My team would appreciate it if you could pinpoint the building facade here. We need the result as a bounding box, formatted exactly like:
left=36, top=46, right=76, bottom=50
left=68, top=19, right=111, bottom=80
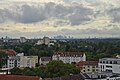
left=76, top=61, right=98, bottom=73
left=20, top=37, right=27, bottom=43
left=20, top=56, right=38, bottom=68
left=7, top=56, right=20, bottom=69
left=83, top=72, right=120, bottom=80
left=39, top=57, right=51, bottom=65
left=0, top=49, right=17, bottom=69
left=52, top=52, right=86, bottom=64
left=98, top=58, right=120, bottom=73
left=36, top=37, right=50, bottom=45
left=1, top=52, right=38, bottom=70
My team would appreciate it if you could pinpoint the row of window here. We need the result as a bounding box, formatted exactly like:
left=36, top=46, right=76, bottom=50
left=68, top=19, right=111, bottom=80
left=100, top=65, right=113, bottom=69
left=100, top=60, right=118, bottom=64
left=83, top=66, right=96, bottom=68
left=83, top=69, right=97, bottom=72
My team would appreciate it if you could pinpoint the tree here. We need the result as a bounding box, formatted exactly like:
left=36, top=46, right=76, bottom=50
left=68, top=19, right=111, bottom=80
left=10, top=67, right=22, bottom=75
left=0, top=52, right=8, bottom=68
left=22, top=70, right=36, bottom=76
left=45, top=60, right=80, bottom=78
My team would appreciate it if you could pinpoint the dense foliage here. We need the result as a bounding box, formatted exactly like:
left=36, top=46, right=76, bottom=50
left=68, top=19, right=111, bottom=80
left=0, top=52, right=8, bottom=68
left=0, top=39, right=120, bottom=60
left=10, top=60, right=80, bottom=78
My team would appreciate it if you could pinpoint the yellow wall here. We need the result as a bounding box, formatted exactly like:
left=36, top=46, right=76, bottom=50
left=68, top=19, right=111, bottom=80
left=81, top=65, right=98, bottom=73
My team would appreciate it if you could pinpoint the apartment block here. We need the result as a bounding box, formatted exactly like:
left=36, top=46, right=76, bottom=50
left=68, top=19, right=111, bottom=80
left=52, top=52, right=86, bottom=64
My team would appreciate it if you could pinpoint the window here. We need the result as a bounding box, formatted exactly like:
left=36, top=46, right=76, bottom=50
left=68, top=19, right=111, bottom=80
left=110, top=61, right=112, bottom=64
left=92, top=66, right=95, bottom=68
left=88, top=69, right=90, bottom=71
left=92, top=69, right=95, bottom=72
left=106, top=65, right=112, bottom=68
left=103, top=65, right=104, bottom=69
left=83, top=70, right=85, bottom=72
left=83, top=67, right=85, bottom=69
left=113, top=61, right=117, bottom=64
left=106, top=69, right=112, bottom=72
left=106, top=61, right=108, bottom=64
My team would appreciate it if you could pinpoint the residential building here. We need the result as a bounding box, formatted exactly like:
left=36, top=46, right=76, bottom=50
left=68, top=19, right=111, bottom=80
left=98, top=58, right=120, bottom=73
left=45, top=74, right=84, bottom=80
left=36, top=37, right=50, bottom=45
left=39, top=57, right=51, bottom=65
left=52, top=52, right=86, bottom=64
left=43, top=37, right=50, bottom=45
left=76, top=61, right=98, bottom=73
left=7, top=56, right=20, bottom=69
left=20, top=55, right=38, bottom=68
left=45, top=72, right=120, bottom=80
left=0, top=49, right=17, bottom=69
left=0, top=74, right=42, bottom=80
left=81, top=72, right=120, bottom=80
left=0, top=51, right=38, bottom=70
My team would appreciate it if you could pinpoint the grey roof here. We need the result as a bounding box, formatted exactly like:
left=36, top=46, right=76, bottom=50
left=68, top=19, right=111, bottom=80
left=40, top=57, right=51, bottom=61
left=100, top=58, right=120, bottom=61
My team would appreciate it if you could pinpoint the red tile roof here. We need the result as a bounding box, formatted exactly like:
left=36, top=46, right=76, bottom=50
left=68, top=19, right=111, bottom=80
left=53, top=52, right=85, bottom=57
left=0, top=49, right=16, bottom=55
left=0, top=75, right=41, bottom=80
left=76, top=61, right=98, bottom=66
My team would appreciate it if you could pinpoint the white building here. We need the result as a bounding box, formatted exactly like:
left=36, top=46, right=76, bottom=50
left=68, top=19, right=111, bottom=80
left=20, top=37, right=27, bottom=43
left=82, top=72, right=120, bottom=80
left=36, top=37, right=50, bottom=45
left=52, top=52, right=86, bottom=64
left=98, top=58, right=120, bottom=73
left=20, top=56, right=38, bottom=68
left=39, top=57, right=51, bottom=65
left=7, top=56, right=20, bottom=69
left=3, top=53, right=38, bottom=70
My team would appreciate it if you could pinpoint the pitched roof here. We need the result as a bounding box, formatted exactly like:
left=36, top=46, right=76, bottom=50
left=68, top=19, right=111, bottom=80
left=53, top=52, right=85, bottom=57
left=45, top=74, right=85, bottom=80
left=0, top=49, right=16, bottom=55
left=0, top=75, right=41, bottom=80
left=76, top=61, right=98, bottom=66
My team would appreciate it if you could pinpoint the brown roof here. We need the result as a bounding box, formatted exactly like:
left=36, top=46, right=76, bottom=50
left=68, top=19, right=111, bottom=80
left=53, top=52, right=85, bottom=57
left=0, top=49, right=16, bottom=55
left=76, top=61, right=98, bottom=66
left=0, top=75, right=41, bottom=80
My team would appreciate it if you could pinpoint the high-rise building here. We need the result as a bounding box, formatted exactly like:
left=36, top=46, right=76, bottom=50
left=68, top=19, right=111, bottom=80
left=20, top=37, right=27, bottom=43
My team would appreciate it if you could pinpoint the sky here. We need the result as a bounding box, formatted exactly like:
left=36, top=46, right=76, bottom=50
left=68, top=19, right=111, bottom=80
left=0, top=0, right=120, bottom=38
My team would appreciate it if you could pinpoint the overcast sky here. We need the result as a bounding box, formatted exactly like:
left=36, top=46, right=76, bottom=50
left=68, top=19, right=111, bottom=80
left=0, top=0, right=120, bottom=38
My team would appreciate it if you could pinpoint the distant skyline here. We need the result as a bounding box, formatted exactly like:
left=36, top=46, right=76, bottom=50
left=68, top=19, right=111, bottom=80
left=0, top=0, right=120, bottom=38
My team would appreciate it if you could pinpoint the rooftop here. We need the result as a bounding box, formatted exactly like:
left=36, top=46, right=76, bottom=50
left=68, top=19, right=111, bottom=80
left=40, top=57, right=51, bottom=61
left=76, top=61, right=98, bottom=66
left=100, top=58, right=120, bottom=61
left=0, top=49, right=17, bottom=55
left=0, top=75, right=41, bottom=80
left=53, top=52, right=85, bottom=57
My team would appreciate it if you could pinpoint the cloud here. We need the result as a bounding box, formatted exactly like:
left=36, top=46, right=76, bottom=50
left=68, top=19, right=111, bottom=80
left=20, top=4, right=46, bottom=23
left=0, top=0, right=120, bottom=38
left=0, top=28, right=9, bottom=31
left=0, top=2, right=93, bottom=25
left=108, top=8, right=120, bottom=23
left=0, top=26, right=120, bottom=38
